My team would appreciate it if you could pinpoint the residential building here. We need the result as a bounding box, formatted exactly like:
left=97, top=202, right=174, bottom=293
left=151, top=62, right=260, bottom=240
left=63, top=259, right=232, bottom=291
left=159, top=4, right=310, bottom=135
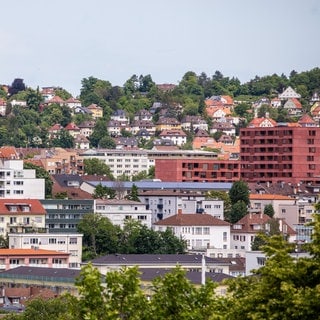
left=111, top=109, right=129, bottom=123
left=86, top=253, right=232, bottom=275
left=107, top=120, right=130, bottom=137
left=230, top=213, right=296, bottom=253
left=95, top=199, right=152, bottom=228
left=283, top=98, right=302, bottom=116
left=150, top=150, right=240, bottom=182
left=79, top=149, right=154, bottom=179
left=65, top=97, right=82, bottom=109
left=0, top=266, right=80, bottom=296
left=240, top=122, right=320, bottom=184
left=278, top=86, right=301, bottom=100
left=80, top=180, right=232, bottom=200
left=154, top=212, right=230, bottom=251
left=134, top=109, right=153, bottom=121
left=159, top=129, right=187, bottom=146
left=0, top=248, right=70, bottom=270
left=181, top=115, right=208, bottom=132
left=74, top=134, right=90, bottom=150
left=41, top=199, right=94, bottom=233
left=64, top=122, right=80, bottom=138
left=156, top=117, right=181, bottom=131
left=130, top=120, right=156, bottom=136
left=86, top=103, right=103, bottom=119
left=77, top=120, right=96, bottom=137
left=0, top=199, right=46, bottom=236
left=8, top=233, right=83, bottom=268
left=0, top=147, right=45, bottom=199
left=35, top=148, right=84, bottom=175
left=138, top=190, right=224, bottom=223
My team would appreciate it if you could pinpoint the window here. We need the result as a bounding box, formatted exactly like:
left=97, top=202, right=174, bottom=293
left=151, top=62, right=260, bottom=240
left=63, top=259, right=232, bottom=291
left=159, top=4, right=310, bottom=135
left=69, top=237, right=77, bottom=244
left=58, top=238, right=66, bottom=244
left=257, top=257, right=266, bottom=266
left=70, top=250, right=78, bottom=256
left=30, top=238, right=38, bottom=244
left=10, top=217, right=17, bottom=224
left=195, top=227, right=202, bottom=235
left=49, top=238, right=57, bottom=244
left=138, top=215, right=147, bottom=220
left=53, top=259, right=63, bottom=264
left=203, top=227, right=210, bottom=235
left=223, top=232, right=227, bottom=242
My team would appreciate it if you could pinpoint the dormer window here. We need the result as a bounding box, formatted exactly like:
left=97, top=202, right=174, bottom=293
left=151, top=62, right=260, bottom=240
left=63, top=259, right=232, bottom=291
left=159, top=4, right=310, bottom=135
left=22, top=206, right=30, bottom=212
left=233, top=224, right=242, bottom=230
left=9, top=206, right=17, bottom=212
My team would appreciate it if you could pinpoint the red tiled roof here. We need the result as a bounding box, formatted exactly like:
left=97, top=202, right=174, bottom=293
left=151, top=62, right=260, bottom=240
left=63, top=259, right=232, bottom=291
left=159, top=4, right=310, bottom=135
left=248, top=117, right=277, bottom=127
left=0, top=249, right=69, bottom=256
left=154, top=213, right=230, bottom=226
left=249, top=194, right=292, bottom=200
left=0, top=199, right=46, bottom=215
left=298, top=114, right=316, bottom=124
left=290, top=98, right=302, bottom=108
left=65, top=123, right=80, bottom=130
left=47, top=96, right=64, bottom=103
left=0, top=146, right=19, bottom=159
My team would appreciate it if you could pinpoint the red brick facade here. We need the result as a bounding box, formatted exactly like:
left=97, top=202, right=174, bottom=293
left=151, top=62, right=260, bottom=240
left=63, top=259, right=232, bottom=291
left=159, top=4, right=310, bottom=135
left=240, top=126, right=320, bottom=184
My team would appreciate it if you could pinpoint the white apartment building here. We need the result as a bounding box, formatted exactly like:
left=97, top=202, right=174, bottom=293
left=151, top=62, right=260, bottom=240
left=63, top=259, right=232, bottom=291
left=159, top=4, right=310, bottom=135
left=95, top=199, right=152, bottom=228
left=154, top=212, right=231, bottom=251
left=138, top=190, right=224, bottom=223
left=8, top=233, right=83, bottom=269
left=79, top=149, right=154, bottom=179
left=0, top=159, right=45, bottom=199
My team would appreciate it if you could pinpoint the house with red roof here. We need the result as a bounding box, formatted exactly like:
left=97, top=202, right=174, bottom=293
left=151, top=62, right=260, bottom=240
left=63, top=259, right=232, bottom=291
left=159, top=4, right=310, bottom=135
left=247, top=116, right=277, bottom=128
left=0, top=248, right=70, bottom=270
left=48, top=123, right=63, bottom=139
left=86, top=103, right=103, bottom=119
left=283, top=98, right=302, bottom=116
left=159, top=129, right=187, bottom=146
left=46, top=95, right=65, bottom=106
left=231, top=213, right=295, bottom=252
left=0, top=199, right=46, bottom=236
left=205, top=106, right=231, bottom=121
left=154, top=211, right=230, bottom=250
left=64, top=122, right=80, bottom=138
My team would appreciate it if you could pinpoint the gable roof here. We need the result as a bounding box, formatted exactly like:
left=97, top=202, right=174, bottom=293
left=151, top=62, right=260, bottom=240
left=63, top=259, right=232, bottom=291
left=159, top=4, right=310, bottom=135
left=0, top=199, right=46, bottom=215
left=154, top=213, right=230, bottom=226
left=278, top=86, right=301, bottom=99
left=0, top=146, right=19, bottom=159
left=248, top=117, right=277, bottom=128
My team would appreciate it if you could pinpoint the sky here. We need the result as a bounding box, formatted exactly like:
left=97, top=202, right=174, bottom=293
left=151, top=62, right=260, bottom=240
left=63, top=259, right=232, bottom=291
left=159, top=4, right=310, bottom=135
left=1, top=0, right=319, bottom=97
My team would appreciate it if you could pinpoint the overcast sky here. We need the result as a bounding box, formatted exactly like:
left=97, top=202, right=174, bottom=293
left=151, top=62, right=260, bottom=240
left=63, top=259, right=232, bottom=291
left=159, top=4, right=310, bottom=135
left=1, top=0, right=319, bottom=96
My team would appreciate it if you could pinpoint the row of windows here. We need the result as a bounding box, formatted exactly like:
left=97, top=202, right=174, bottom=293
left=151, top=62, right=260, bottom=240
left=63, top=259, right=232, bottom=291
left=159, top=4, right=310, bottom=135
left=22, top=237, right=78, bottom=245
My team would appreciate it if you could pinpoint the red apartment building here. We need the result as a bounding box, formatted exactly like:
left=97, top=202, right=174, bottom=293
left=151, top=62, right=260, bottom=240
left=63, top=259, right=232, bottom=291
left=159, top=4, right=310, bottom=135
left=152, top=150, right=240, bottom=182
left=240, top=125, right=320, bottom=184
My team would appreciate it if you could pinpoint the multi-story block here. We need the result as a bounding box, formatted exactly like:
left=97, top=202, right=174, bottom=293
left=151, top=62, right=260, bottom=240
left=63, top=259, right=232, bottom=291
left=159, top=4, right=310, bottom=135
left=0, top=147, right=45, bottom=199
left=41, top=199, right=94, bottom=233
left=149, top=149, right=240, bottom=182
left=0, top=248, right=70, bottom=270
left=37, top=148, right=84, bottom=175
left=0, top=199, right=46, bottom=236
left=138, top=190, right=224, bottom=223
left=79, top=149, right=154, bottom=179
left=95, top=199, right=152, bottom=228
left=8, top=233, right=83, bottom=268
left=240, top=124, right=320, bottom=184
left=154, top=211, right=230, bottom=251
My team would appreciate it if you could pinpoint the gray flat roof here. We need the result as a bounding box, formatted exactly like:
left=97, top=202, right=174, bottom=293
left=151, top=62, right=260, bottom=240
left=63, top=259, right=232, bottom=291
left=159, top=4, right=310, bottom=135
left=85, top=181, right=232, bottom=191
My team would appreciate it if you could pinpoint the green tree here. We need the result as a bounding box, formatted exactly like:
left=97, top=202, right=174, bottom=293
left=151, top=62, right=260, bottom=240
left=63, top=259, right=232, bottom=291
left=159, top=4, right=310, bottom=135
left=264, top=204, right=275, bottom=218
left=98, top=135, right=116, bottom=149
left=25, top=87, right=43, bottom=111
left=150, top=266, right=220, bottom=320
left=104, top=266, right=148, bottom=320
left=23, top=162, right=53, bottom=198
left=93, top=183, right=116, bottom=199
left=126, top=184, right=140, bottom=202
left=51, top=129, right=74, bottom=148
left=229, top=180, right=250, bottom=206
left=77, top=213, right=120, bottom=259
left=83, top=158, right=114, bottom=179
left=229, top=200, right=248, bottom=224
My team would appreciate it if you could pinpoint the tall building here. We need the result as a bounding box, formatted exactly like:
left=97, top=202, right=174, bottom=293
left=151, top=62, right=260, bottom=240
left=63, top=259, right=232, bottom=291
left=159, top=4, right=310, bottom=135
left=240, top=125, right=320, bottom=184
left=0, top=147, right=45, bottom=199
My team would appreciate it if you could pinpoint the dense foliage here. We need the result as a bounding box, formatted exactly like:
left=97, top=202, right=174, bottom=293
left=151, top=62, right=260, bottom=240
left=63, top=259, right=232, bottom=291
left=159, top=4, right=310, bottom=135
left=77, top=214, right=186, bottom=260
